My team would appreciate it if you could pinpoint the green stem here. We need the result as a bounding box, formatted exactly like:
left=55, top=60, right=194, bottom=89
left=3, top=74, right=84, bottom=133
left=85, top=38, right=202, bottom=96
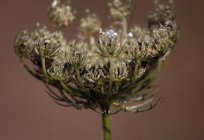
left=59, top=81, right=83, bottom=98
left=108, top=59, right=114, bottom=95
left=102, top=114, right=111, bottom=140
left=41, top=57, right=49, bottom=79
left=75, top=68, right=85, bottom=90
left=89, top=36, right=95, bottom=49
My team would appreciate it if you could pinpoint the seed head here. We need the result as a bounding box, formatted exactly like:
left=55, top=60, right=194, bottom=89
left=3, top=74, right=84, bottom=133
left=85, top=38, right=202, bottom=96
left=14, top=0, right=179, bottom=114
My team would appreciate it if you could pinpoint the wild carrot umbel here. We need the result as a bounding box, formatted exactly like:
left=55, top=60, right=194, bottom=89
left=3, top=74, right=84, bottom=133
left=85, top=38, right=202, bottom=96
left=14, top=0, right=179, bottom=140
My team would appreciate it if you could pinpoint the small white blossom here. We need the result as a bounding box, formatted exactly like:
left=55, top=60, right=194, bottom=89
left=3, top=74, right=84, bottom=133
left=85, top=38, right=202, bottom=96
left=128, top=32, right=133, bottom=38
left=105, top=30, right=118, bottom=39
left=52, top=0, right=59, bottom=7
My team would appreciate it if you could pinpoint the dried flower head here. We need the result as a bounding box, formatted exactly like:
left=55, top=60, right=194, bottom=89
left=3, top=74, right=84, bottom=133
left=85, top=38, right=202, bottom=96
left=14, top=30, right=34, bottom=59
left=15, top=24, right=65, bottom=63
left=108, top=0, right=136, bottom=20
left=49, top=0, right=76, bottom=28
left=78, top=10, right=101, bottom=39
left=14, top=0, right=179, bottom=115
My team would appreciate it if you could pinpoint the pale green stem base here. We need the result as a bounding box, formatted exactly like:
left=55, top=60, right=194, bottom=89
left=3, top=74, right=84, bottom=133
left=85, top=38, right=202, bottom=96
left=102, top=114, right=111, bottom=140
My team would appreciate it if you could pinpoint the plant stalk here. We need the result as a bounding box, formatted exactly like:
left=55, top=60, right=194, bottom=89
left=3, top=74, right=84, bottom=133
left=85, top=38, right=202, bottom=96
left=102, top=114, right=111, bottom=140
left=122, top=18, right=127, bottom=36
left=41, top=57, right=49, bottom=79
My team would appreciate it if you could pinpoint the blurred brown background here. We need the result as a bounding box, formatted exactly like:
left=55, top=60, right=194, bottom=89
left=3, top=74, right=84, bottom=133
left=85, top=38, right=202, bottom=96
left=0, top=0, right=204, bottom=140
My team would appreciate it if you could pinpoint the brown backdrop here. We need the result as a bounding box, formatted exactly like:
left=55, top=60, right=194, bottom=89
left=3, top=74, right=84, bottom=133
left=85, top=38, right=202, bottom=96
left=0, top=0, right=204, bottom=140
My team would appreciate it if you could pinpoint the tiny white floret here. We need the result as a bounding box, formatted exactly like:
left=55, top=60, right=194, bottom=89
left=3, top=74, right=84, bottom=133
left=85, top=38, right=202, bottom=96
left=52, top=0, right=59, bottom=7
left=128, top=32, right=133, bottom=38
left=105, top=30, right=118, bottom=39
